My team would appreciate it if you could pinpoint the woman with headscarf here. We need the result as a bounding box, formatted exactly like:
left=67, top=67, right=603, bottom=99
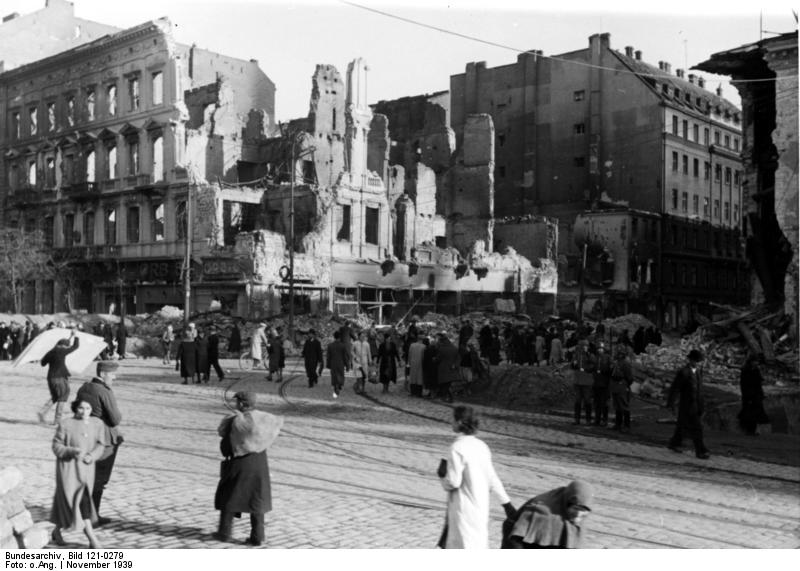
left=437, top=405, right=515, bottom=549
left=501, top=480, right=593, bottom=549
left=214, top=392, right=283, bottom=546
left=175, top=329, right=199, bottom=385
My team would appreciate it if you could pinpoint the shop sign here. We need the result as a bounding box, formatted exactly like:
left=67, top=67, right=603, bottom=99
left=202, top=258, right=243, bottom=281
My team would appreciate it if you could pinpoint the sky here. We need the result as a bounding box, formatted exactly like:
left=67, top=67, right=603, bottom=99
left=3, top=0, right=797, bottom=121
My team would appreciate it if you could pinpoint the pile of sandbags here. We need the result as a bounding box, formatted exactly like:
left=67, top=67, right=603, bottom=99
left=0, top=467, right=52, bottom=549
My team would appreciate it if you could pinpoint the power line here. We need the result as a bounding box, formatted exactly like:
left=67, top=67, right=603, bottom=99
left=339, top=1, right=793, bottom=87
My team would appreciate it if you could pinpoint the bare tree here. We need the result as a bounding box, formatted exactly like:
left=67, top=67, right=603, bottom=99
left=0, top=228, right=56, bottom=312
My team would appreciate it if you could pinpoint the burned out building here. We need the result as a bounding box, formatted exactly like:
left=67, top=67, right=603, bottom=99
left=449, top=33, right=748, bottom=327
left=695, top=31, right=798, bottom=340
left=0, top=16, right=276, bottom=315
left=248, top=62, right=557, bottom=322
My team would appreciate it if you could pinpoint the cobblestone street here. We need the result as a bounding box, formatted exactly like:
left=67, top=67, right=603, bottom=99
left=2, top=358, right=799, bottom=549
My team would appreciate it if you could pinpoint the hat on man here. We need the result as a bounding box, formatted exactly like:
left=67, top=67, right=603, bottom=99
left=97, top=361, right=119, bottom=374
left=233, top=391, right=257, bottom=409
left=687, top=349, right=704, bottom=363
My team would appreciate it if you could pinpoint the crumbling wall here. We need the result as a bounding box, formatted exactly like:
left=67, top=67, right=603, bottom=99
left=494, top=215, right=558, bottom=262
left=766, top=46, right=799, bottom=339
left=368, top=113, right=390, bottom=185
left=194, top=183, right=224, bottom=247
left=183, top=79, right=242, bottom=182
left=234, top=230, right=286, bottom=284
left=467, top=240, right=557, bottom=294
left=444, top=114, right=495, bottom=254
left=308, top=64, right=346, bottom=187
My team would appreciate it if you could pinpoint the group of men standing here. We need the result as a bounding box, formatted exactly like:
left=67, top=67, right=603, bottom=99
left=1, top=320, right=38, bottom=360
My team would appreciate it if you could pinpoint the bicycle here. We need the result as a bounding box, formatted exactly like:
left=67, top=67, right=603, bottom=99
left=238, top=349, right=256, bottom=371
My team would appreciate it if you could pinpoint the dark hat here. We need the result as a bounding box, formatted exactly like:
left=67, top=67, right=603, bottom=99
left=97, top=361, right=119, bottom=373
left=233, top=391, right=257, bottom=408
left=687, top=349, right=704, bottom=362
left=308, top=328, right=316, bottom=335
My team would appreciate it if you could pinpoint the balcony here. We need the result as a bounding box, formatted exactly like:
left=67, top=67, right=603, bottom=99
left=100, top=178, right=120, bottom=192
left=63, top=182, right=100, bottom=198
left=124, top=173, right=152, bottom=188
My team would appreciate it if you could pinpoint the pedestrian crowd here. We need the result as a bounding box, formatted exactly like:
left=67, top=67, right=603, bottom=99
left=28, top=311, right=773, bottom=549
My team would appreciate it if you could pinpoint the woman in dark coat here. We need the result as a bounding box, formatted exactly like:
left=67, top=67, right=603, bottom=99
left=422, top=338, right=438, bottom=397
left=502, top=480, right=593, bottom=549
left=196, top=329, right=210, bottom=383
left=175, top=330, right=199, bottom=385
left=214, top=392, right=282, bottom=546
left=738, top=354, right=769, bottom=435
left=377, top=333, right=400, bottom=394
left=227, top=322, right=242, bottom=354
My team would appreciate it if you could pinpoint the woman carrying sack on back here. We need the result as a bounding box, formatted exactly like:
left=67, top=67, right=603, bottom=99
left=213, top=391, right=283, bottom=547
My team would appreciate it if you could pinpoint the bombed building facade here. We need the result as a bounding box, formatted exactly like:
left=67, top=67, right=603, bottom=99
left=448, top=33, right=748, bottom=327
left=695, top=31, right=799, bottom=340
left=0, top=17, right=276, bottom=315
left=248, top=61, right=558, bottom=322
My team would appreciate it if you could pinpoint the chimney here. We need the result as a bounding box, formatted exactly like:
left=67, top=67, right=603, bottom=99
left=634, top=50, right=642, bottom=60
left=698, top=77, right=706, bottom=89
left=664, top=62, right=671, bottom=74
left=716, top=85, right=723, bottom=96
left=688, top=74, right=696, bottom=84
left=676, top=68, right=684, bottom=79
left=658, top=61, right=664, bottom=70
left=625, top=46, right=634, bottom=57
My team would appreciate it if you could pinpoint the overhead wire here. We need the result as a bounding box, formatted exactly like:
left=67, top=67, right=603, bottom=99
left=339, top=0, right=793, bottom=86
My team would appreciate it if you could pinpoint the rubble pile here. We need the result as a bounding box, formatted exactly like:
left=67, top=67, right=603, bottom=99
left=471, top=363, right=575, bottom=411
left=0, top=467, right=52, bottom=549
left=632, top=303, right=798, bottom=395
left=601, top=314, right=655, bottom=335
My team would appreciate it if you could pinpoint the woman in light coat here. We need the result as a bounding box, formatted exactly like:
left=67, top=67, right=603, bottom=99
left=438, top=406, right=516, bottom=549
left=352, top=331, right=372, bottom=394
left=50, top=399, right=107, bottom=549
left=250, top=323, right=269, bottom=369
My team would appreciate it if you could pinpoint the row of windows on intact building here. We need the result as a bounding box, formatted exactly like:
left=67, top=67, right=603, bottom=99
left=670, top=115, right=740, bottom=150
left=670, top=189, right=739, bottom=222
left=670, top=152, right=741, bottom=183
left=7, top=133, right=165, bottom=189
left=7, top=71, right=163, bottom=139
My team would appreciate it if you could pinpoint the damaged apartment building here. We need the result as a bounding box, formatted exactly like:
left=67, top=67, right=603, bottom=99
left=448, top=33, right=749, bottom=328
left=245, top=60, right=557, bottom=322
left=0, top=14, right=277, bottom=315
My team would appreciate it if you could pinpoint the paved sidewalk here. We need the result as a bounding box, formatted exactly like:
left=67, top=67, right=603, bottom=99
left=1, top=358, right=798, bottom=549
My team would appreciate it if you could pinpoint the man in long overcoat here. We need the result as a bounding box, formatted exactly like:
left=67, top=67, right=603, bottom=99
left=666, top=349, right=710, bottom=459
left=76, top=361, right=123, bottom=525
left=435, top=333, right=459, bottom=403
left=326, top=331, right=351, bottom=398
left=302, top=329, right=324, bottom=388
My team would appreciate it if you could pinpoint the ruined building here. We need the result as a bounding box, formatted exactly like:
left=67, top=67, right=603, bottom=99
left=248, top=62, right=557, bottom=322
left=695, top=31, right=799, bottom=340
left=449, top=33, right=748, bottom=327
left=0, top=17, right=276, bottom=314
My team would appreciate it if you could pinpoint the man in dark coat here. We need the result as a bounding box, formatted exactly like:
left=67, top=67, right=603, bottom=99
left=592, top=343, right=613, bottom=426
left=422, top=337, right=438, bottom=397
left=435, top=333, right=459, bottom=403
left=227, top=322, right=242, bottom=354
left=76, top=360, right=123, bottom=525
left=377, top=332, right=400, bottom=395
left=116, top=322, right=127, bottom=359
left=207, top=326, right=225, bottom=382
left=326, top=331, right=351, bottom=399
left=739, top=354, right=770, bottom=435
left=38, top=332, right=80, bottom=424
left=196, top=329, right=210, bottom=383
left=302, top=329, right=324, bottom=388
left=632, top=326, right=646, bottom=355
left=571, top=339, right=596, bottom=425
left=666, top=349, right=710, bottom=459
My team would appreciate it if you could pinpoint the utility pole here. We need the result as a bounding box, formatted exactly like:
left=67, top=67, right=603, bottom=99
left=288, top=138, right=296, bottom=341
left=183, top=189, right=192, bottom=332
left=287, top=135, right=315, bottom=341
left=577, top=242, right=588, bottom=324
